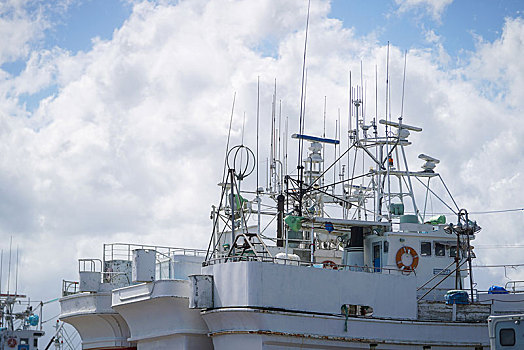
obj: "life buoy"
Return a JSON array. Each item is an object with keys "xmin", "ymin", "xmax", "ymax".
[
  {"xmin": 322, "ymin": 260, "xmax": 338, "ymax": 270},
  {"xmin": 7, "ymin": 337, "xmax": 17, "ymax": 348},
  {"xmin": 395, "ymin": 246, "xmax": 419, "ymax": 271}
]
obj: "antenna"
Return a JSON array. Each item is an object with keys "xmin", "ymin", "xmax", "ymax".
[
  {"xmin": 256, "ymin": 76, "xmax": 260, "ymax": 191},
  {"xmin": 385, "ymin": 42, "xmax": 389, "ymax": 136},
  {"xmin": 284, "ymin": 112, "xmax": 288, "ymax": 178},
  {"xmin": 385, "ymin": 42, "xmax": 392, "ymax": 221},
  {"xmin": 221, "ymin": 92, "xmax": 236, "ymax": 183},
  {"xmin": 15, "ymin": 245, "xmax": 19, "ymax": 295},
  {"xmin": 323, "ymin": 96, "xmax": 326, "ymax": 138},
  {"xmin": 347, "ymin": 70, "xmax": 352, "ymax": 201},
  {"xmin": 348, "ymin": 70, "xmax": 352, "ymax": 132},
  {"xmin": 0, "ymin": 249, "xmax": 3, "ymax": 294},
  {"xmin": 400, "ymin": 50, "xmax": 407, "ymax": 119},
  {"xmin": 375, "ymin": 64, "xmax": 378, "ymax": 124},
  {"xmin": 278, "ymin": 99, "xmax": 282, "ymax": 192},
  {"xmin": 256, "ymin": 76, "xmax": 261, "ymax": 236},
  {"xmin": 360, "ymin": 60, "xmax": 364, "ymax": 125},
  {"xmin": 7, "ymin": 236, "xmax": 12, "ymax": 295},
  {"xmin": 270, "ymin": 78, "xmax": 277, "ymax": 192},
  {"xmin": 296, "ymin": 0, "xmax": 311, "ymax": 215},
  {"xmin": 241, "ymin": 112, "xmax": 246, "ymax": 145}
]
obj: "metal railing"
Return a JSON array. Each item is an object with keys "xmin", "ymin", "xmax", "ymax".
[
  {"xmin": 62, "ymin": 280, "xmax": 79, "ymax": 297},
  {"xmin": 61, "ymin": 243, "xmax": 207, "ymax": 296},
  {"xmin": 79, "ymin": 258, "xmax": 103, "ymax": 272},
  {"xmin": 103, "ymin": 243, "xmax": 206, "ymax": 263},
  {"xmin": 505, "ymin": 280, "xmax": 524, "ymax": 293},
  {"xmin": 417, "ymin": 287, "xmax": 481, "ymax": 302},
  {"xmin": 203, "ymin": 255, "xmax": 410, "ymax": 275}
]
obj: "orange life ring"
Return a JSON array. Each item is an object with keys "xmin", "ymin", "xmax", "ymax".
[
  {"xmin": 322, "ymin": 260, "xmax": 338, "ymax": 270},
  {"xmin": 395, "ymin": 246, "xmax": 419, "ymax": 271},
  {"xmin": 7, "ymin": 337, "xmax": 17, "ymax": 348}
]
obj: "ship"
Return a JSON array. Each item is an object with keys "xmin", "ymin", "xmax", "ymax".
[
  {"xmin": 55, "ymin": 4, "xmax": 524, "ymax": 343},
  {"xmin": 57, "ymin": 79, "xmax": 524, "ymax": 349},
  {"xmin": 0, "ymin": 293, "xmax": 44, "ymax": 349}
]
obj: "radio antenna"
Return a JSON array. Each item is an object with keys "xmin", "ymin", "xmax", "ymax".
[
  {"xmin": 0, "ymin": 249, "xmax": 3, "ymax": 293},
  {"xmin": 15, "ymin": 245, "xmax": 19, "ymax": 295},
  {"xmin": 256, "ymin": 76, "xmax": 260, "ymax": 191},
  {"xmin": 297, "ymin": 0, "xmax": 311, "ymax": 214},
  {"xmin": 7, "ymin": 236, "xmax": 12, "ymax": 295},
  {"xmin": 400, "ymin": 50, "xmax": 407, "ymax": 119}
]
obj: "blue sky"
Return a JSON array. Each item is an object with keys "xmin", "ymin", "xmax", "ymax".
[
  {"xmin": 331, "ymin": 0, "xmax": 523, "ymax": 55},
  {"xmin": 4, "ymin": 0, "xmax": 523, "ymax": 111},
  {"xmin": 4, "ymin": 0, "xmax": 523, "ymax": 71}
]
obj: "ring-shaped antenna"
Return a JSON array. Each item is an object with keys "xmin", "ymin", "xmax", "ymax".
[{"xmin": 227, "ymin": 145, "xmax": 256, "ymax": 180}]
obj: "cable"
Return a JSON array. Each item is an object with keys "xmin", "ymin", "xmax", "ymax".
[
  {"xmin": 472, "ymin": 264, "xmax": 524, "ymax": 268},
  {"xmin": 475, "ymin": 245, "xmax": 524, "ymax": 249},
  {"xmin": 402, "ymin": 208, "xmax": 524, "ymax": 216}
]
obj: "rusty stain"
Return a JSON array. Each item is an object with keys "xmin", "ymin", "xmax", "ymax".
[{"xmin": 208, "ymin": 329, "xmax": 485, "ymax": 347}]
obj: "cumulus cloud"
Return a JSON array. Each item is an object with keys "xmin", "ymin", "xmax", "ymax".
[
  {"xmin": 0, "ymin": 0, "xmax": 523, "ymax": 341},
  {"xmin": 395, "ymin": 0, "xmax": 453, "ymax": 22},
  {"xmin": 0, "ymin": 0, "xmax": 47, "ymax": 63}
]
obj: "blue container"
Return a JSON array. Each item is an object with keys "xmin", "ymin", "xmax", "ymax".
[
  {"xmin": 488, "ymin": 285, "xmax": 509, "ymax": 294},
  {"xmin": 444, "ymin": 290, "xmax": 470, "ymax": 305}
]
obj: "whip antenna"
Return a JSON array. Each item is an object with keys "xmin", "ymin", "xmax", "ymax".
[
  {"xmin": 400, "ymin": 50, "xmax": 407, "ymax": 119},
  {"xmin": 297, "ymin": 0, "xmax": 311, "ymax": 211}
]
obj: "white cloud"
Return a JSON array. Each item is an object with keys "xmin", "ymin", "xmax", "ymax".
[
  {"xmin": 395, "ymin": 0, "xmax": 453, "ymax": 22},
  {"xmin": 0, "ymin": 0, "xmax": 47, "ymax": 63}
]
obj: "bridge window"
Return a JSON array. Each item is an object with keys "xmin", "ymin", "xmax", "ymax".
[
  {"xmin": 421, "ymin": 242, "xmax": 431, "ymax": 256},
  {"xmin": 435, "ymin": 243, "xmax": 445, "ymax": 257},
  {"xmin": 449, "ymin": 246, "xmax": 457, "ymax": 258},
  {"xmin": 500, "ymin": 328, "xmax": 515, "ymax": 346}
]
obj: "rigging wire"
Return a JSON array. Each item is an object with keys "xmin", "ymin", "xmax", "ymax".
[
  {"xmin": 475, "ymin": 245, "xmax": 524, "ymax": 249},
  {"xmin": 403, "ymin": 207, "xmax": 523, "ymax": 215}
]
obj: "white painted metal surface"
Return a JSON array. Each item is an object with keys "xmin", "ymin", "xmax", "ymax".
[
  {"xmin": 203, "ymin": 261, "xmax": 417, "ymax": 319},
  {"xmin": 132, "ymin": 249, "xmax": 156, "ymax": 283},
  {"xmin": 189, "ymin": 275, "xmax": 213, "ymax": 309},
  {"xmin": 202, "ymin": 308, "xmax": 488, "ymax": 349},
  {"xmin": 488, "ymin": 314, "xmax": 524, "ymax": 349},
  {"xmin": 112, "ymin": 280, "xmax": 212, "ymax": 350},
  {"xmin": 79, "ymin": 271, "xmax": 101, "ymax": 293},
  {"xmin": 60, "ymin": 292, "xmax": 133, "ymax": 349}
]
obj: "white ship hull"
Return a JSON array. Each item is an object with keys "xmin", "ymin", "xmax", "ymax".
[{"xmin": 203, "ymin": 308, "xmax": 487, "ymax": 349}]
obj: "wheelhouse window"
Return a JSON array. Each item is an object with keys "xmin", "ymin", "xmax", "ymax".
[
  {"xmin": 383, "ymin": 241, "xmax": 389, "ymax": 253},
  {"xmin": 499, "ymin": 328, "xmax": 515, "ymax": 346},
  {"xmin": 435, "ymin": 243, "xmax": 445, "ymax": 257},
  {"xmin": 449, "ymin": 245, "xmax": 457, "ymax": 258},
  {"xmin": 421, "ymin": 242, "xmax": 431, "ymax": 256}
]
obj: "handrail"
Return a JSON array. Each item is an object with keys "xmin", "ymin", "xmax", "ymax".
[
  {"xmin": 78, "ymin": 259, "xmax": 103, "ymax": 273},
  {"xmin": 103, "ymin": 243, "xmax": 206, "ymax": 263},
  {"xmin": 505, "ymin": 280, "xmax": 524, "ymax": 293},
  {"xmin": 202, "ymin": 255, "xmax": 410, "ymax": 275},
  {"xmin": 62, "ymin": 280, "xmax": 79, "ymax": 297}
]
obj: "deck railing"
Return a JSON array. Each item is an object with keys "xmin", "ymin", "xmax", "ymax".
[
  {"xmin": 203, "ymin": 255, "xmax": 410, "ymax": 275},
  {"xmin": 61, "ymin": 243, "xmax": 207, "ymax": 296},
  {"xmin": 103, "ymin": 243, "xmax": 206, "ymax": 263},
  {"xmin": 62, "ymin": 280, "xmax": 79, "ymax": 297},
  {"xmin": 505, "ymin": 280, "xmax": 524, "ymax": 293}
]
